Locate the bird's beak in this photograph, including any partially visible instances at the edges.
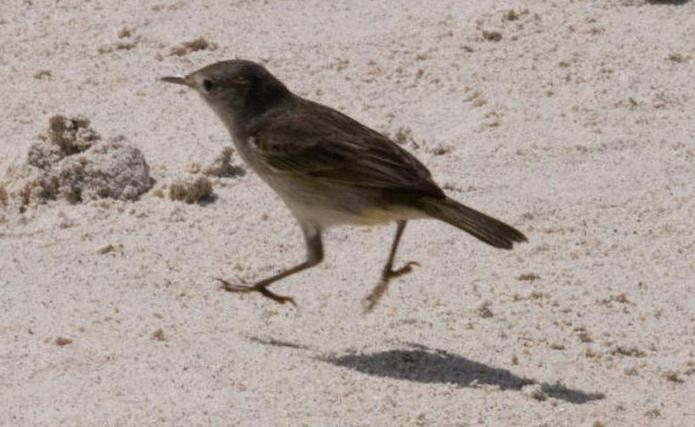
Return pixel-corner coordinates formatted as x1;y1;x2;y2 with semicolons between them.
160;75;191;87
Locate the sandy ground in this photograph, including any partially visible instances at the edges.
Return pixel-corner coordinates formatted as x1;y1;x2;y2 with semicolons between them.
1;0;694;425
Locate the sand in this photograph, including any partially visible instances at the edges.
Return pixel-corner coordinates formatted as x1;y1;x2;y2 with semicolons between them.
1;0;694;425
2;115;153;210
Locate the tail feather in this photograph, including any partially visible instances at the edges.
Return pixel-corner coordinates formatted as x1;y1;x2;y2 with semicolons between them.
418;197;527;249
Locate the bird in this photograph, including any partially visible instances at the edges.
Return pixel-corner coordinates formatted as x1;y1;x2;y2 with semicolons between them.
161;59;527;311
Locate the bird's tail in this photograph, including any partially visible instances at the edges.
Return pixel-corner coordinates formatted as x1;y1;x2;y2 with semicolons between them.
417;196;527;249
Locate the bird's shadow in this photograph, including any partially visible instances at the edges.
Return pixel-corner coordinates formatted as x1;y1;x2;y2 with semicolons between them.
646;0;690;4
246;335;313;351
249;337;604;404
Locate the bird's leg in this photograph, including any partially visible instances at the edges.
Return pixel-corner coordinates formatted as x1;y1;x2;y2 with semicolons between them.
364;220;419;312
218;225;323;306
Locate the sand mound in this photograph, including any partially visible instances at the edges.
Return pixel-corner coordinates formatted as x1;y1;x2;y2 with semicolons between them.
0;184;7;204
168;176;214;204
155;146;241;205
202;146;245;178
1;115;153;211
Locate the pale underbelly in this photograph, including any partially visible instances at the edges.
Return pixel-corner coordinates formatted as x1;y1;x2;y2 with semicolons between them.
285;201;426;227
264;174;427;227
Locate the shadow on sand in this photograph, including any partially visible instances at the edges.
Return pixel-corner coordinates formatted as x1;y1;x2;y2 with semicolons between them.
646;0;690;5
249;337;604;404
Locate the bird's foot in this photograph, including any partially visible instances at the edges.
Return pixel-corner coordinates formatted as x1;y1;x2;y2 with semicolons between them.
363;261;420;313
217;278;296;306
384;261;420;279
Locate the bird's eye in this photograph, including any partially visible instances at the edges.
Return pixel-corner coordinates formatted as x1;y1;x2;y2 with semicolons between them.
202;79;215;92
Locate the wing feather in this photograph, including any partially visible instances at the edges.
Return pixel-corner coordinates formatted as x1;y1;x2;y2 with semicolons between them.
247;98;444;199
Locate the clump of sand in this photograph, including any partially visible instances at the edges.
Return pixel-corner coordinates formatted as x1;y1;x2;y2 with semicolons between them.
522;384;547;401
156;146;241;204
168;176;214;204
0;115;154;211
0;184;7;207
169;37;217;57
186;146;245;178
202;146;245;178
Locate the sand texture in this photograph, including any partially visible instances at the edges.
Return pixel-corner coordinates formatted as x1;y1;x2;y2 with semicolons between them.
1;0;694;425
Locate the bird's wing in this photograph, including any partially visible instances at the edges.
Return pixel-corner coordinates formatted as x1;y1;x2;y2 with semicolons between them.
247;99;445;199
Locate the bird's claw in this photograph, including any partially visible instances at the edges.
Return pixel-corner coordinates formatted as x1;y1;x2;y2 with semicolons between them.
384;261;420;279
217;278;297;306
363;261;420;313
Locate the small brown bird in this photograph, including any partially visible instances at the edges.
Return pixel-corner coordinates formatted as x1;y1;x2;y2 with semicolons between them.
162;60;527;311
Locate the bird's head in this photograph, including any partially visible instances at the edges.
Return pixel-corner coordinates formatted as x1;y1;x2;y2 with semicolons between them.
161;60;290;123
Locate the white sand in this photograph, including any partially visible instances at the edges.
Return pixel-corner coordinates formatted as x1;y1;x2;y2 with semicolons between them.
1;1;694;425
